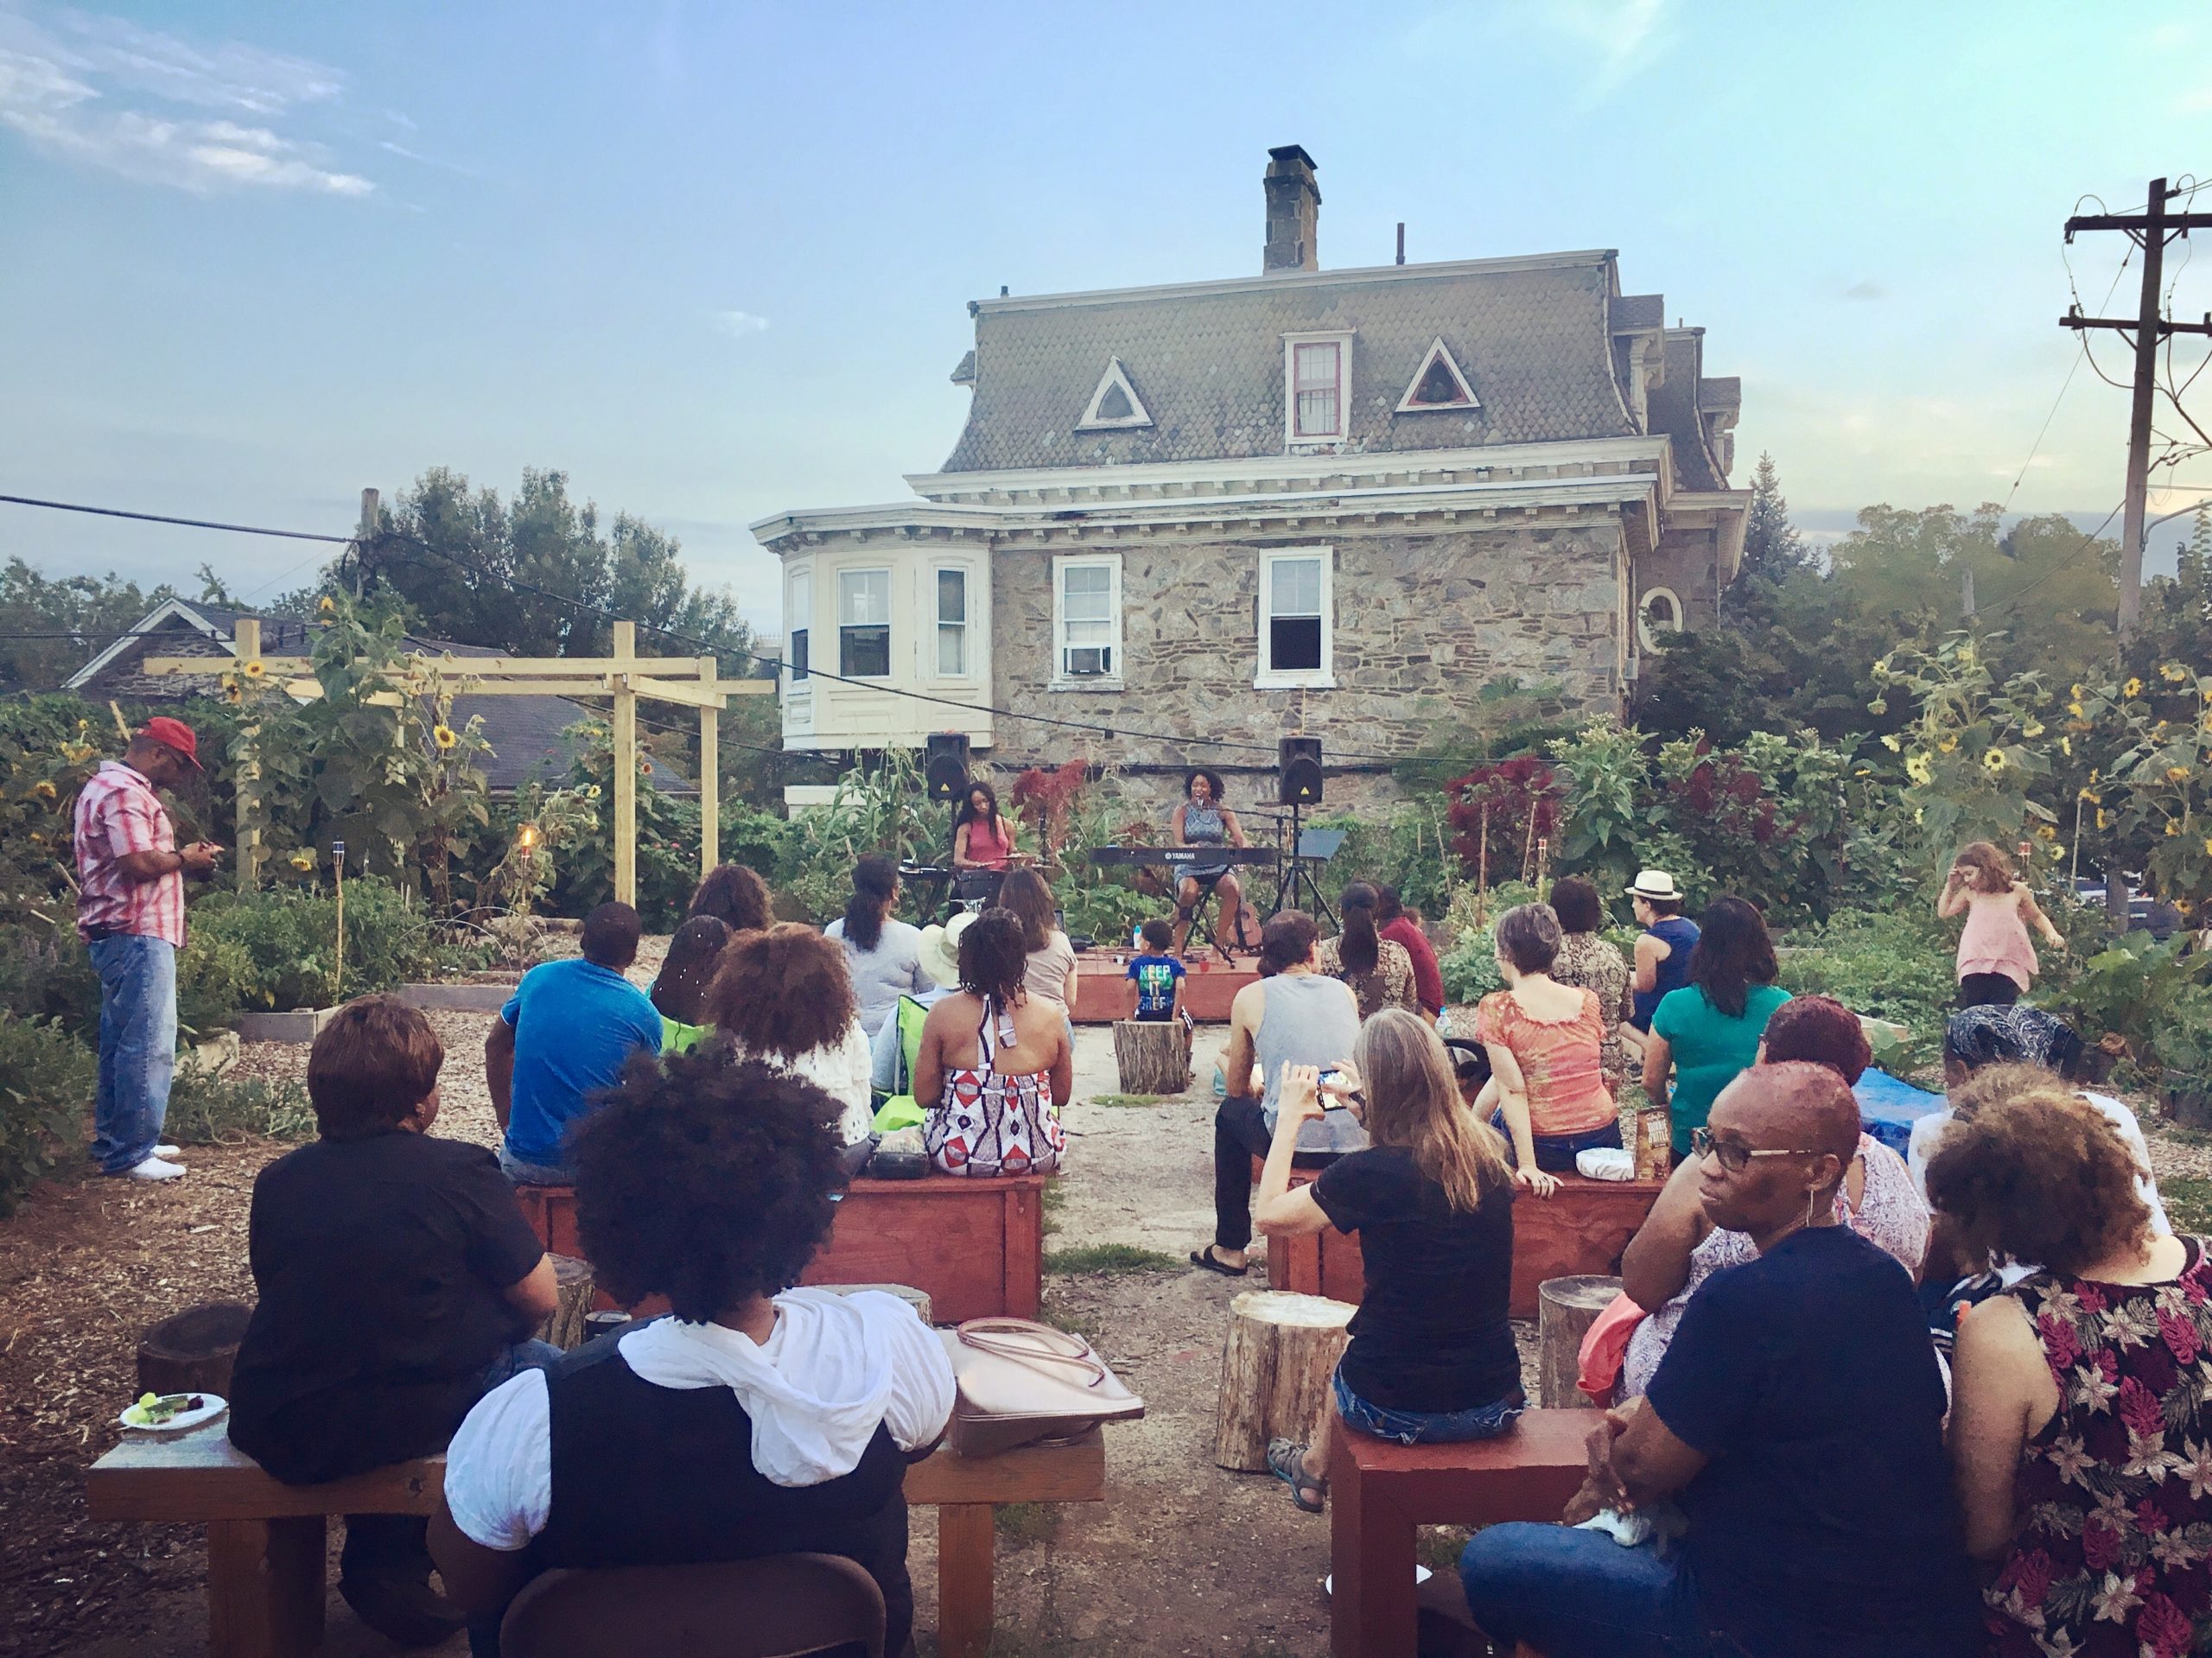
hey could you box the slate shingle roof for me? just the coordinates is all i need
[1647,333,1728,493]
[940,255,1637,473]
[1611,293,1665,331]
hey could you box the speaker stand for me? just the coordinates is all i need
[1269,802,1336,929]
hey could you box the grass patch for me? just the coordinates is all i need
[1090,1093,1166,1109]
[2164,1177,2212,1236]
[1045,1242,1182,1275]
[993,1501,1063,1549]
[165,1071,315,1147]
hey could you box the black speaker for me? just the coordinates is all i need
[1278,736,1323,805]
[925,733,971,803]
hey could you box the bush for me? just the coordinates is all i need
[2039,930,2212,1079]
[0,1013,94,1215]
[1776,909,1957,1057]
[163,1070,315,1147]
[0,913,99,1035]
[187,875,486,1013]
[1435,881,1541,1004]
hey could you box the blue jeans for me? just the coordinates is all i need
[499,1144,573,1185]
[1333,1369,1524,1445]
[1490,1109,1624,1173]
[89,933,177,1174]
[1460,1522,1726,1658]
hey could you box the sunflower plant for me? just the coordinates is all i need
[2075,663,2212,909]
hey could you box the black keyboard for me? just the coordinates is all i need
[1087,847,1276,867]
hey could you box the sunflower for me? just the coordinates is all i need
[2022,721,2044,739]
[1938,736,1959,753]
[2096,808,2110,830]
[289,852,315,873]
[1881,734,1902,752]
[2071,683,2087,701]
[2168,766,2192,782]
[1984,749,2007,774]
[318,595,336,614]
[224,683,243,706]
[433,725,458,751]
[2079,787,2101,804]
[243,659,266,679]
[28,831,44,847]
[2168,821,2182,836]
[2061,735,2073,757]
[2068,702,2086,718]
[2164,663,2190,683]
[2035,823,2056,840]
[2125,677,2144,699]
[585,784,601,800]
[1905,755,1933,785]
[1867,699,1888,716]
[33,780,55,799]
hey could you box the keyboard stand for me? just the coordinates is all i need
[1176,877,1236,966]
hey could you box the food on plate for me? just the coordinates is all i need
[122,1391,207,1427]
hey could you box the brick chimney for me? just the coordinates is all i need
[1263,145,1319,273]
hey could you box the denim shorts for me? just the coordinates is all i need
[1490,1109,1624,1173]
[1333,1368,1525,1445]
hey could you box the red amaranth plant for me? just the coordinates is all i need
[1010,759,1092,861]
[1446,759,1561,880]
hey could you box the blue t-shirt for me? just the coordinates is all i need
[1630,916,1700,1029]
[500,958,662,1169]
[1646,1225,1975,1658]
[1126,952,1185,1020]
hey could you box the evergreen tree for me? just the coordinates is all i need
[1731,451,1814,594]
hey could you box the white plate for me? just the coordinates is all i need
[1323,1566,1431,1596]
[118,1393,227,1435]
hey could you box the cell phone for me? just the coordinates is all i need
[1318,1069,1352,1109]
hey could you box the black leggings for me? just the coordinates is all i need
[1957,972,2022,1009]
[1213,1095,1333,1251]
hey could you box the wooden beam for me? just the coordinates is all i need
[142,656,314,677]
[612,621,637,910]
[624,676,728,710]
[698,658,719,880]
[233,619,260,892]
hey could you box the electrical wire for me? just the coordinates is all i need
[1975,502,2126,619]
[0,493,352,543]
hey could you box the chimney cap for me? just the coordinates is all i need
[1268,143,1318,170]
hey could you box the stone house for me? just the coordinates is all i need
[752,145,1747,811]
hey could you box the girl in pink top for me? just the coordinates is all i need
[1938,841,2063,1008]
[1472,904,1619,1192]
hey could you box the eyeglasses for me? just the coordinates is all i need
[1689,1128,1823,1173]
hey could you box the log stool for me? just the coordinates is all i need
[1535,1274,1620,1408]
[539,1255,597,1350]
[1213,1290,1354,1471]
[1112,1019,1189,1094]
[137,1302,254,1398]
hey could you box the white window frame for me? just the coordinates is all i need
[1637,586,1684,654]
[931,562,975,682]
[784,562,813,697]
[1394,335,1480,413]
[1074,356,1153,431]
[1255,546,1336,689]
[836,566,893,680]
[1282,330,1353,450]
[1051,553,1123,691]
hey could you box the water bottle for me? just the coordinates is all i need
[1132,924,1143,950]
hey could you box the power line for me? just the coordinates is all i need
[0,493,353,543]
[1976,502,2125,619]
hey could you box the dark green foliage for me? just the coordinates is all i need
[163,1070,315,1147]
[1775,910,1958,1055]
[188,875,492,1013]
[0,1013,95,1215]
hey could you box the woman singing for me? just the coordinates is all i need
[950,781,1022,905]
[1172,768,1251,952]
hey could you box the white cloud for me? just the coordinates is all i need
[1402,0,1671,110]
[710,310,771,338]
[0,4,372,195]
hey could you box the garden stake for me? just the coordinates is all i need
[1476,804,1490,926]
[1520,804,1536,885]
[2071,795,2085,887]
[332,839,346,999]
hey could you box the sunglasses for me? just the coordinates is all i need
[1690,1127,1823,1174]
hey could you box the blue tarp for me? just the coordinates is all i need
[1854,1068,1946,1158]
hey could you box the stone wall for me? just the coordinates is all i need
[987,519,1629,801]
[85,629,232,702]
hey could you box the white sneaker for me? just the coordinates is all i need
[118,1156,185,1181]
[153,1145,181,1159]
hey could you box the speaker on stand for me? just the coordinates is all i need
[925,733,971,803]
[1269,736,1334,926]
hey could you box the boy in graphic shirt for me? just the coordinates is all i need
[1126,919,1193,1059]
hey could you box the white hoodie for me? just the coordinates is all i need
[444,1290,957,1553]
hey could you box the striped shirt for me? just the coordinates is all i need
[73,761,186,948]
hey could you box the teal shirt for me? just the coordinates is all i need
[1650,982,1791,1153]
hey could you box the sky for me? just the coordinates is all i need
[4,0,2212,632]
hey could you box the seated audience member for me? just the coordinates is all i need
[1548,875,1638,1090]
[1126,917,1193,1059]
[1643,895,1790,1157]
[429,1053,956,1657]
[1375,884,1445,1023]
[229,997,559,1647]
[705,924,875,1151]
[1189,912,1363,1277]
[1001,866,1078,1018]
[1446,1038,1493,1113]
[1618,994,1928,1399]
[825,854,929,1037]
[1626,869,1699,1033]
[1473,903,1618,1185]
[649,914,729,1055]
[688,861,772,935]
[1459,1064,1975,1658]
[914,908,1072,1177]
[1933,1083,2211,1657]
[1909,1008,2169,1230]
[1319,881,1421,1020]
[487,902,662,1185]
[1253,1010,1522,1513]
[868,913,965,1131]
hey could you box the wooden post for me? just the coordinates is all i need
[698,656,719,880]
[1213,1290,1355,1471]
[1536,1274,1620,1407]
[540,1254,597,1350]
[1112,1020,1190,1094]
[207,1514,325,1658]
[611,620,637,909]
[234,618,261,891]
[937,1502,995,1658]
[1475,804,1490,926]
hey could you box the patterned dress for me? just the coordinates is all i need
[1551,932,1631,1093]
[924,997,1064,1178]
[1319,937,1419,1020]
[1984,1237,2212,1657]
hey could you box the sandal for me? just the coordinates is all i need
[1189,1246,1249,1278]
[1267,1438,1327,1513]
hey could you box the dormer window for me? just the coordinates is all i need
[1395,337,1479,413]
[1076,357,1152,431]
[1283,331,1352,448]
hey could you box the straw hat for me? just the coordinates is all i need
[1624,869,1686,903]
[917,911,976,988]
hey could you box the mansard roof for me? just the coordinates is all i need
[1647,329,1732,493]
[938,251,1642,473]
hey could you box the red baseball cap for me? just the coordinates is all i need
[140,715,203,771]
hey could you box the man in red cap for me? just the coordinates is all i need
[73,716,224,1180]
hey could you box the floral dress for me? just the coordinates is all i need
[1983,1236,2212,1656]
[1319,937,1418,1020]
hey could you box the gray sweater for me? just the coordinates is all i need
[825,917,932,1036]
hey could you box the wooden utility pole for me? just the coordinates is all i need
[697,655,719,877]
[234,617,261,891]
[2060,178,2212,638]
[354,487,378,592]
[611,620,638,909]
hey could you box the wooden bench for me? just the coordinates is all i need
[87,1419,1103,1658]
[514,1174,1045,1324]
[1258,1164,1664,1317]
[1328,1405,1595,1658]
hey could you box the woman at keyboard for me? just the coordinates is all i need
[1171,768,1252,952]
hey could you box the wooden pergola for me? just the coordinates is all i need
[145,619,772,907]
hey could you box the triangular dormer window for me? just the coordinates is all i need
[1075,357,1153,430]
[1395,337,1479,413]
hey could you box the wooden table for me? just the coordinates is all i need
[1328,1406,1594,1658]
[88,1420,1103,1658]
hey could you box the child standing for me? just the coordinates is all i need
[1938,840,2064,1007]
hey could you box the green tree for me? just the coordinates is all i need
[0,561,178,693]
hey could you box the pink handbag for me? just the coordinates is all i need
[940,1318,1143,1456]
[1575,1292,1649,1404]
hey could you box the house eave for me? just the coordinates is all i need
[970,250,1619,317]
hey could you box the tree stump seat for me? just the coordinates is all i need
[137,1302,255,1400]
[1212,1290,1354,1471]
[1112,1018,1190,1094]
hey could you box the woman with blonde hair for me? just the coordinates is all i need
[1251,1008,1521,1513]
[1939,839,2064,1007]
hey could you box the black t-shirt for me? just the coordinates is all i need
[1309,1144,1518,1413]
[227,1131,546,1484]
[1645,1225,1977,1657]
